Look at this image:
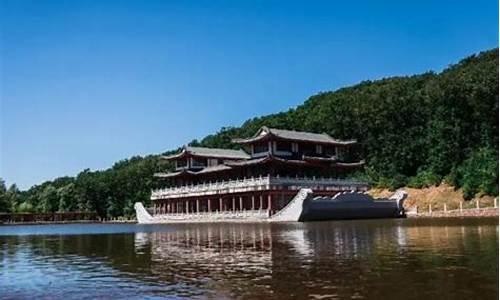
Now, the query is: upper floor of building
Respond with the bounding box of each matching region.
[232,126,357,160]
[162,126,358,170]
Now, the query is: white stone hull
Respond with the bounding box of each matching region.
[135,188,313,224]
[134,188,407,224]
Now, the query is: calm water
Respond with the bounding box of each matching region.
[0,218,498,300]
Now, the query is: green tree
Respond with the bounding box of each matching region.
[0,179,10,213]
[449,147,499,199]
[39,185,59,213]
[57,183,76,212]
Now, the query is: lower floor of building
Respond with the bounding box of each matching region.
[152,189,340,215]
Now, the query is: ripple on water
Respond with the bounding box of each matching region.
[0,218,498,299]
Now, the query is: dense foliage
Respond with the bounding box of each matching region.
[0,156,170,217]
[1,48,497,216]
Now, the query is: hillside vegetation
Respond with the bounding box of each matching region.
[1,48,498,217]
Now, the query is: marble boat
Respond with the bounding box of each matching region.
[136,127,406,224]
[134,188,407,224]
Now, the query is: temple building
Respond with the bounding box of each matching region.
[151,126,366,217]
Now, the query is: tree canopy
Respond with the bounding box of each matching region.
[1,48,497,215]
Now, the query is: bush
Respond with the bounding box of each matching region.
[407,169,442,188]
[451,147,498,199]
[377,174,408,191]
[17,202,33,213]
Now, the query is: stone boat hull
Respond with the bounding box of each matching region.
[299,194,405,222]
[135,189,407,224]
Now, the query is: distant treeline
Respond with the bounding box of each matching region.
[1,48,497,217]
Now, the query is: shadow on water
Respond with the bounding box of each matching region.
[0,218,498,299]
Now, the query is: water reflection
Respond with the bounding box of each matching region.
[0,218,498,299]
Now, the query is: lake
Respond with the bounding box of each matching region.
[0,218,498,299]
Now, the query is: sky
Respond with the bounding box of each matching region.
[1,0,498,189]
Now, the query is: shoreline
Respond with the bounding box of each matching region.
[1,210,498,226]
[0,220,137,226]
[408,207,499,218]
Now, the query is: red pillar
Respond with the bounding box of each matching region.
[208,199,211,212]
[267,194,272,213]
[219,197,223,212]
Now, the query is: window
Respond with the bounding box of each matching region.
[291,142,299,153]
[301,143,315,156]
[324,146,335,156]
[191,158,207,167]
[276,141,291,152]
[337,148,346,160]
[315,144,323,154]
[176,159,187,168]
[208,158,219,167]
[253,143,268,153]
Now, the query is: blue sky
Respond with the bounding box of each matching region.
[1,0,498,189]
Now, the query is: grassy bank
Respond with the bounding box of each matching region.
[369,183,497,212]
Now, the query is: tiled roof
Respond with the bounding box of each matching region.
[154,164,233,178]
[303,155,338,162]
[232,126,356,145]
[196,164,232,174]
[224,156,268,167]
[225,155,308,167]
[154,171,185,178]
[334,160,366,167]
[155,156,364,179]
[162,146,250,160]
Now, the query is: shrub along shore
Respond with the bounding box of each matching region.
[369,183,498,218]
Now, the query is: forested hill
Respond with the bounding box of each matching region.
[1,48,498,217]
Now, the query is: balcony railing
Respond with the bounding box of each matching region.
[151,175,368,200]
[153,209,269,220]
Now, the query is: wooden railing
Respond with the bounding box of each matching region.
[153,209,269,220]
[151,175,368,200]
[407,198,499,216]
